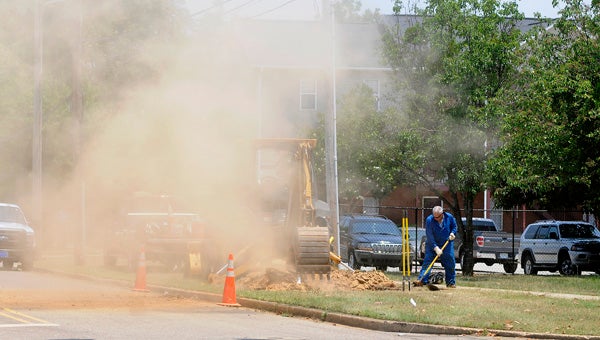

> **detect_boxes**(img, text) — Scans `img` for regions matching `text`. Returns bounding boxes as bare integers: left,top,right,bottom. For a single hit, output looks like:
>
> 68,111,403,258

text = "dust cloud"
17,2,323,272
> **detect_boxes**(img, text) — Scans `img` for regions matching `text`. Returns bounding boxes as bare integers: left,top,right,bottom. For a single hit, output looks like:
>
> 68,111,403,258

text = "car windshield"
559,223,600,239
352,221,400,235
0,206,27,224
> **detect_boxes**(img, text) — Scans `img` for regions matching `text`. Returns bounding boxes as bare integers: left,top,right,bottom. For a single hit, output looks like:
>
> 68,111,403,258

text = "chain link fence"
338,203,600,276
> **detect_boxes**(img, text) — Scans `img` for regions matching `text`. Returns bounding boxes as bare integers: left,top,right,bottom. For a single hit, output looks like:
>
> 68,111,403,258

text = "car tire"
3,260,15,270
522,254,537,275
20,259,33,271
558,255,580,276
348,251,360,270
503,262,518,274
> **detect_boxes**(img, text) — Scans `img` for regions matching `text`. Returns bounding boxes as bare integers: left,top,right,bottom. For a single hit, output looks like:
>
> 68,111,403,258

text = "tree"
487,0,600,215
333,0,381,22
378,0,524,274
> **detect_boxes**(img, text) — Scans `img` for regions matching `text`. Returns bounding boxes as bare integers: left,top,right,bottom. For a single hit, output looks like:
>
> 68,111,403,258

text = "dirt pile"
235,268,400,291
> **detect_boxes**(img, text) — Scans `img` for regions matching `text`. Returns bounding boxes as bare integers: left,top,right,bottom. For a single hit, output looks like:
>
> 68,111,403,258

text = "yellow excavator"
255,138,331,275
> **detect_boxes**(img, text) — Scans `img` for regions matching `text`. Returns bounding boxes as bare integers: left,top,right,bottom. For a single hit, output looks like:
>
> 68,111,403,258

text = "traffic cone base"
133,246,150,292
218,253,241,307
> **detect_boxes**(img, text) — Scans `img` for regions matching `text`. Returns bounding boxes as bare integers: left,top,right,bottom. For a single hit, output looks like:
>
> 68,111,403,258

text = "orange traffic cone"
218,253,241,307
133,246,150,292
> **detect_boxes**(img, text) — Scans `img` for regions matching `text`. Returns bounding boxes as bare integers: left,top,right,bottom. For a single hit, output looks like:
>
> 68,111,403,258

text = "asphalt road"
0,268,508,340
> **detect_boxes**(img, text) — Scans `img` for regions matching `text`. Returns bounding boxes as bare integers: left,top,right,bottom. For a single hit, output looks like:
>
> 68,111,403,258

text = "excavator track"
294,226,331,275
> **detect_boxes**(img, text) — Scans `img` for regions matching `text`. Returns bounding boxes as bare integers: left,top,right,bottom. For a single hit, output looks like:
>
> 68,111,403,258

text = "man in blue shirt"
416,205,458,288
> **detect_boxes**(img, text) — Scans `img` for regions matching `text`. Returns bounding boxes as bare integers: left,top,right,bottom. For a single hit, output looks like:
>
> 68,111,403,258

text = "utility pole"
33,0,43,233
323,0,340,255
71,0,85,264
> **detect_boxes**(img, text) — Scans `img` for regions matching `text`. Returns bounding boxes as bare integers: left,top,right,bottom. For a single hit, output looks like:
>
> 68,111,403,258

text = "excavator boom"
255,138,331,275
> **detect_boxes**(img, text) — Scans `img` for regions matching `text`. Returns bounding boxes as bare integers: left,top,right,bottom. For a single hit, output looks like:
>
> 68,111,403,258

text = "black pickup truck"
419,217,519,273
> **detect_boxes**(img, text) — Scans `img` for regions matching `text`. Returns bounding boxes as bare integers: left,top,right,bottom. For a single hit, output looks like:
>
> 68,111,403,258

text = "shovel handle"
418,238,450,282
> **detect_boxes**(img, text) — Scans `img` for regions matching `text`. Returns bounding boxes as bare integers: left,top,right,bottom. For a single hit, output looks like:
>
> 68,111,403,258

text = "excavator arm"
256,139,331,275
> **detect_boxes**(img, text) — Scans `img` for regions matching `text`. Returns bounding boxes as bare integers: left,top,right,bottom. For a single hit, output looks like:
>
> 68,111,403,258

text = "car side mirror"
549,231,558,240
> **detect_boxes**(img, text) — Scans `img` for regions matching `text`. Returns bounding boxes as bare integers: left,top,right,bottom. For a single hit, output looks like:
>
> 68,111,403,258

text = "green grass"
240,284,600,335
387,271,600,296
35,251,600,336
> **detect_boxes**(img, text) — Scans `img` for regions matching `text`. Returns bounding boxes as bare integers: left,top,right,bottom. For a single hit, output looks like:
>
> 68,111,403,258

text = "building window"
363,79,380,112
300,79,317,110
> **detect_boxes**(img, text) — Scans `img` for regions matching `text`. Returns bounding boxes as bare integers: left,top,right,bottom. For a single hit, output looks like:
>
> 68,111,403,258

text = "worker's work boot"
412,281,424,287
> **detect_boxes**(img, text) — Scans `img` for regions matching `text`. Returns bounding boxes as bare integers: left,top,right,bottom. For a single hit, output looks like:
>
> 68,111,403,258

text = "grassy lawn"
35,251,600,337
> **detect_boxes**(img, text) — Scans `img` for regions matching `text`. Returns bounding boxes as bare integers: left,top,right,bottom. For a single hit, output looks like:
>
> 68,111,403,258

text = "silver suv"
518,220,600,275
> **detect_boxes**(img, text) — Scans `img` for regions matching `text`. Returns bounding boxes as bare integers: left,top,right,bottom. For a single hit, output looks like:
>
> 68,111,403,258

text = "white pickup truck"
419,217,520,273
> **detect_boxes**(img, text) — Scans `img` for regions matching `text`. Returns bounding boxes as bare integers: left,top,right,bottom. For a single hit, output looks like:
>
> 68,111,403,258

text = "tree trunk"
461,194,475,276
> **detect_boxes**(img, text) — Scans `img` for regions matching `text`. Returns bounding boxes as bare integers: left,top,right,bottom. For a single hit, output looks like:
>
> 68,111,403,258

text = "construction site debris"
234,268,399,291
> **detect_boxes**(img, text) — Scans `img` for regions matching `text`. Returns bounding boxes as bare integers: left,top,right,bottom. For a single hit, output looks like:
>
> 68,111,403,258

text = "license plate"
498,253,508,259
0,250,8,258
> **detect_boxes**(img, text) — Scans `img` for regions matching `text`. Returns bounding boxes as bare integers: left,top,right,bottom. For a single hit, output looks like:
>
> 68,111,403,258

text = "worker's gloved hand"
434,246,443,256
449,233,455,240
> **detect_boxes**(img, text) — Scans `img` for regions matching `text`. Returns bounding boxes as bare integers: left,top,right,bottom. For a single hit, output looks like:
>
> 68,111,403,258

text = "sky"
186,0,565,20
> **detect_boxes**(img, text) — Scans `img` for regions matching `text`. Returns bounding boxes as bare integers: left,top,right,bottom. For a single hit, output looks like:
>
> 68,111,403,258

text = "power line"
249,0,298,19
190,0,299,20
223,0,261,16
190,0,236,17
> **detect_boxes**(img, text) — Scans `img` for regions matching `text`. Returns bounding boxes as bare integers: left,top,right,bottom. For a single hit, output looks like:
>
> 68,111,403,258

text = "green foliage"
378,0,526,275
333,0,381,22
0,0,190,200
381,0,524,214
333,84,426,200
488,0,600,214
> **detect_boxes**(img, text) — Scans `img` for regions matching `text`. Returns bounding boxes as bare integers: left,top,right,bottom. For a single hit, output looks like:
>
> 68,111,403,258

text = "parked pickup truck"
419,217,519,273
103,193,217,279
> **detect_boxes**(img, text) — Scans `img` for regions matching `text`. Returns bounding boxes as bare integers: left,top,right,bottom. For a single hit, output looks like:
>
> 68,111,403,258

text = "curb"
36,268,599,340
152,285,600,340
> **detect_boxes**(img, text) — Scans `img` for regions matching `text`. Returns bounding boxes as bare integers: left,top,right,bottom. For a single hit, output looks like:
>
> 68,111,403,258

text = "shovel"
414,238,450,291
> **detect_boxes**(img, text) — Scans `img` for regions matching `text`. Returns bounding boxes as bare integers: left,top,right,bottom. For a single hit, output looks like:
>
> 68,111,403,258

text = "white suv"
518,220,600,275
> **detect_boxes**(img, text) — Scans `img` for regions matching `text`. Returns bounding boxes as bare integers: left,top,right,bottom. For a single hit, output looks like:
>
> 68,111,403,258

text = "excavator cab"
255,138,331,276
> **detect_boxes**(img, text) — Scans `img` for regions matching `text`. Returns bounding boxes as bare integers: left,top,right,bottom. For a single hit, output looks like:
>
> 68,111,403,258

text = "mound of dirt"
329,270,399,290
234,268,399,291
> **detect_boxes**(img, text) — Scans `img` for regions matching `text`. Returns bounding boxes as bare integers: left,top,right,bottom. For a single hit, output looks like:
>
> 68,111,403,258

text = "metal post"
401,212,410,290
324,0,340,256
33,0,43,232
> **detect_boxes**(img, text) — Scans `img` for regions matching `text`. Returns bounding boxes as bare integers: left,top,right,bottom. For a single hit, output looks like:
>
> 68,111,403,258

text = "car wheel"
522,254,537,275
348,251,360,270
503,262,518,274
2,260,15,270
558,255,580,275
21,260,33,271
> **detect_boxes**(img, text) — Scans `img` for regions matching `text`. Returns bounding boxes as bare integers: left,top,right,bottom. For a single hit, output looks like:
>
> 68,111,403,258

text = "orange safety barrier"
133,246,150,292
218,253,241,307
